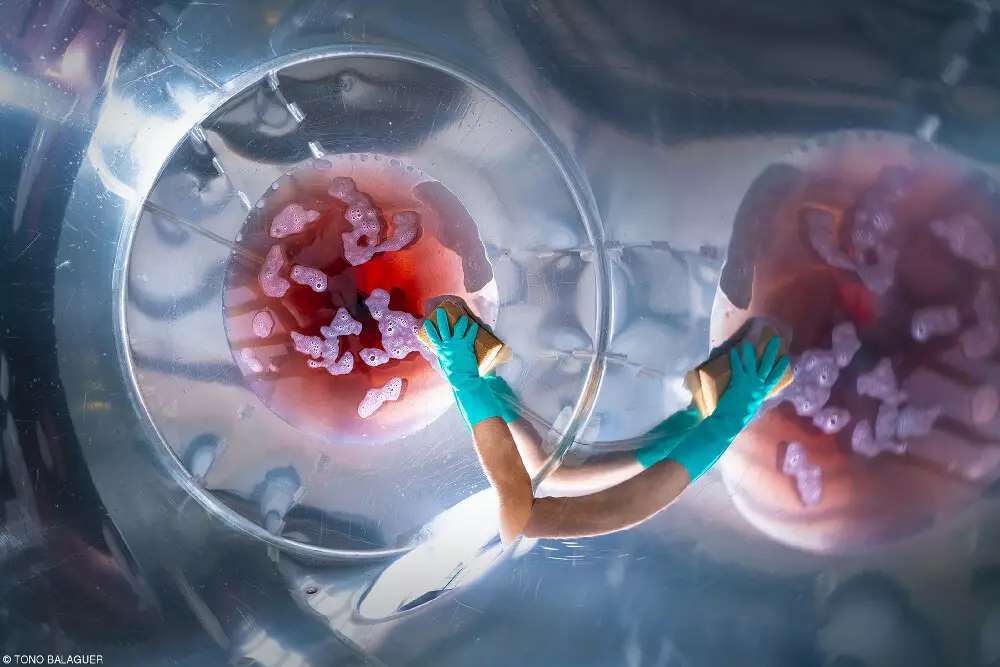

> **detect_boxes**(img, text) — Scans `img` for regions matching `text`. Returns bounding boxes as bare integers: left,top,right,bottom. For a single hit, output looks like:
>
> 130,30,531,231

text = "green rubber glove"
424,308,503,430
666,337,790,481
634,406,703,469
483,375,521,423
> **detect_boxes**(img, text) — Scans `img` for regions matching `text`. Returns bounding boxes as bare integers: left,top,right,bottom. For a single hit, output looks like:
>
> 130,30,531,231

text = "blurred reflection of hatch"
352,489,524,621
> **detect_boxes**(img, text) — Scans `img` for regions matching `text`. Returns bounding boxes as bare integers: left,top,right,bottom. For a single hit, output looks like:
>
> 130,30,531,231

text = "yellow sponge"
686,319,794,417
417,299,510,375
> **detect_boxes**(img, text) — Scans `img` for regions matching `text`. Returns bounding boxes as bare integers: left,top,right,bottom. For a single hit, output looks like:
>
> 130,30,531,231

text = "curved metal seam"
108,43,609,561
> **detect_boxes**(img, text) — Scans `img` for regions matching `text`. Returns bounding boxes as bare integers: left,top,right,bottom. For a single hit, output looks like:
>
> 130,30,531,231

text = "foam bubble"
290,331,325,359
851,419,906,458
364,289,391,321
252,311,274,338
375,210,419,252
290,265,328,292
831,322,861,367
897,405,942,439
330,178,421,266
855,245,898,295
911,305,960,342
342,230,377,266
358,377,404,418
363,289,434,364
804,208,854,270
781,441,823,506
270,203,320,239
782,441,807,475
857,358,906,404
308,351,354,376
787,383,830,417
321,307,362,338
875,402,899,441
812,406,850,434
361,347,390,366
259,245,291,298
795,350,839,388
328,176,359,200
240,348,264,373
931,214,996,269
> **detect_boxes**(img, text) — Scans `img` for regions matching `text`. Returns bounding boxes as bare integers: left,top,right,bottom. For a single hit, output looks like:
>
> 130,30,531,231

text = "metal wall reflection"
4,0,1000,666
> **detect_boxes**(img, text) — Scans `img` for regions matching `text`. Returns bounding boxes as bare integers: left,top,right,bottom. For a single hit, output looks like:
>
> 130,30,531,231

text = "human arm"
523,458,690,538
471,417,534,543
491,375,681,497
423,309,534,544
523,337,789,538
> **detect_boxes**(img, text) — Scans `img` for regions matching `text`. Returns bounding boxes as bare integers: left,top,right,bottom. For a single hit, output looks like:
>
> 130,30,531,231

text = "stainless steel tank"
4,0,1000,665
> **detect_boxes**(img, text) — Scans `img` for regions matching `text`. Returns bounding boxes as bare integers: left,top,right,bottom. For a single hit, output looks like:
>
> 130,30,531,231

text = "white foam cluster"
364,288,390,320
290,331,326,359
328,176,420,266
361,348,390,366
896,404,942,438
290,265,328,292
358,377,403,418
781,441,822,506
376,211,420,252
852,375,942,460
811,406,850,434
868,400,941,443
240,348,264,373
795,350,839,388
252,310,274,338
911,305,960,342
259,244,291,298
804,169,914,294
931,213,996,269
321,307,362,338
854,246,898,295
959,281,1000,360
803,206,898,294
851,197,896,257
290,309,363,376
857,358,907,405
364,288,433,362
874,402,899,441
785,383,831,417
850,166,910,255
308,352,354,376
831,322,861,368
269,203,320,239
851,419,907,458
777,322,859,422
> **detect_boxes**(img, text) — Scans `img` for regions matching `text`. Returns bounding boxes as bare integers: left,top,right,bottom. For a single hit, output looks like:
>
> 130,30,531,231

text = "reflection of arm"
522,459,691,539
471,417,534,544
508,419,645,497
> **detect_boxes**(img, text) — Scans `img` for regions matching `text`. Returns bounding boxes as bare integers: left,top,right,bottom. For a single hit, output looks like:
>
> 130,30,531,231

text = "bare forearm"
471,417,534,544
523,459,691,539
508,419,645,497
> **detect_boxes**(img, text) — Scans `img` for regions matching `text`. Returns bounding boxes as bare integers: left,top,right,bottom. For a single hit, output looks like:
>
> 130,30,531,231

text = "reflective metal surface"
5,0,1000,665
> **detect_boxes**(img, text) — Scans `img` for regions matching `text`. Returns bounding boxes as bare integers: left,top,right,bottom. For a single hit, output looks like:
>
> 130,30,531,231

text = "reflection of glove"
634,407,703,469
667,337,790,481
424,308,503,429
484,375,521,424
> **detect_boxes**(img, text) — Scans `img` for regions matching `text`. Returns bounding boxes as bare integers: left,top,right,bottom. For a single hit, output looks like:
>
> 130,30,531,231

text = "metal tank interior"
5,0,1000,665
